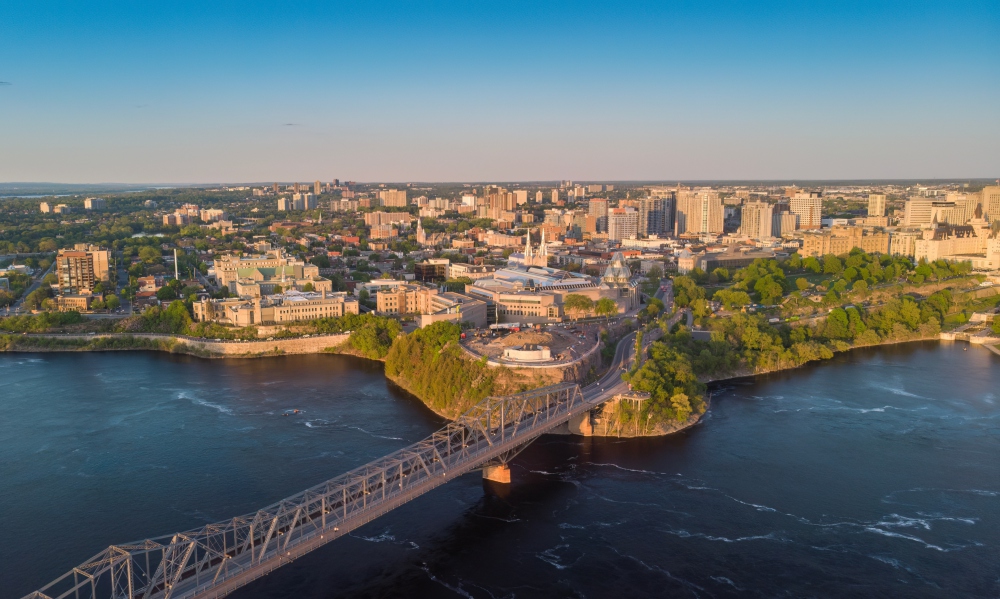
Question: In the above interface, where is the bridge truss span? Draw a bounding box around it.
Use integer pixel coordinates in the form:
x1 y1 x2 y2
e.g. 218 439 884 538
24 383 586 599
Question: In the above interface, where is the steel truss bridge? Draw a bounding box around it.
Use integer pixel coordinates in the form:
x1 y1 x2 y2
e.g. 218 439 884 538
24 330 642 599
20 308 700 599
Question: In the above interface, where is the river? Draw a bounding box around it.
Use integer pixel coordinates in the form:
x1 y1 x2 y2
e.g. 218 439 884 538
1 343 997 598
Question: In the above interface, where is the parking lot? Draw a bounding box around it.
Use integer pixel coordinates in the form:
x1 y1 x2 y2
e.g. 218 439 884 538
462 322 604 364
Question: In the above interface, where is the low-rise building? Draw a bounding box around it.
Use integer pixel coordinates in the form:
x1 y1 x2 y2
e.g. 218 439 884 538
448 263 497 281
800 226 891 257
55 294 100 312
915 215 1000 269
374 283 487 328
414 258 449 282
192 290 358 327
415 291 488 329
215 246 330 294
676 246 777 274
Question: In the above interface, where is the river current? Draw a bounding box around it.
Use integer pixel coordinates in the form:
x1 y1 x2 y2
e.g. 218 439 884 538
1 343 997 598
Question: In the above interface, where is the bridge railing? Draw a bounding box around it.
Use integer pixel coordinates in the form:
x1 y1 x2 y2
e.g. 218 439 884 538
24 383 584 599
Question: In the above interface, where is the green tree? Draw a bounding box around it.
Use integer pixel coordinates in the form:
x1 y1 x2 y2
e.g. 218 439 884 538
443 277 472 293
156 286 178 301
310 255 331 268
754 275 784 305
993 316 1000 336
595 297 618 320
672 276 705 308
643 297 665 320
822 254 843 275
824 308 850 340
302 282 315 292
670 393 693 422
139 246 162 264
105 294 121 310
802 256 822 273
713 289 752 309
563 294 594 320
795 277 810 291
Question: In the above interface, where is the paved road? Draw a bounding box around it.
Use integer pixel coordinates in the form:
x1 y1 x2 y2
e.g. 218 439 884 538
8 264 54 313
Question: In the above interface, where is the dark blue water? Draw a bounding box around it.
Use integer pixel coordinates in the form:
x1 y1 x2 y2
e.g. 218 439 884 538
1 343 997 598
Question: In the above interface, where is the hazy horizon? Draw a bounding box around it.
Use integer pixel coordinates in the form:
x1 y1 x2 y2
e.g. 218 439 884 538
1 1 997 183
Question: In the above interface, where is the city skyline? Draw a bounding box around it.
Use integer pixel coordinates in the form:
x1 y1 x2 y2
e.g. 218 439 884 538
1 1 998 184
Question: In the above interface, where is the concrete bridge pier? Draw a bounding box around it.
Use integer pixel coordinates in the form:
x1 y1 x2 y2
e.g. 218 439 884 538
482 463 511 484
568 410 594 436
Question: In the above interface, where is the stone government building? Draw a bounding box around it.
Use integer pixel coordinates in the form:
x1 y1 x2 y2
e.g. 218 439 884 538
193 243 351 327
193 290 358 327
214 244 331 296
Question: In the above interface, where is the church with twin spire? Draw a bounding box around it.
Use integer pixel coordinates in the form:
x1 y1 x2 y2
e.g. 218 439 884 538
508 228 549 268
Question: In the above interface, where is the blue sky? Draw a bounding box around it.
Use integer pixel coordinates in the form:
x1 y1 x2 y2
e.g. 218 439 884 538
0 1 997 183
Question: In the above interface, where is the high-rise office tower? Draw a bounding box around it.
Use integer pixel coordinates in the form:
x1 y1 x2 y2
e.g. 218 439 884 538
513 190 528 205
535 190 544 203
739 201 775 239
983 186 1000 222
867 194 887 217
637 195 675 236
789 192 822 230
314 181 322 195
551 189 559 204
588 198 609 233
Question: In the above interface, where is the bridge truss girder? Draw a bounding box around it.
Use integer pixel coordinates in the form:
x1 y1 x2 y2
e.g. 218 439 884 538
24 382 584 599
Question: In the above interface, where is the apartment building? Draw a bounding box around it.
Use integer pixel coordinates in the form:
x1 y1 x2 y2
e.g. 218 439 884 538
378 189 408 207
588 198 609 232
675 189 724 235
637 196 674 237
607 208 639 241
370 224 397 239
56 244 111 294
739 201 774 239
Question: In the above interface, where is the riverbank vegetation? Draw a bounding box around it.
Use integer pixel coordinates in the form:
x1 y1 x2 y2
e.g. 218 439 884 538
384 321 498 418
0 297 402 355
0 332 216 357
623 249 993 428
